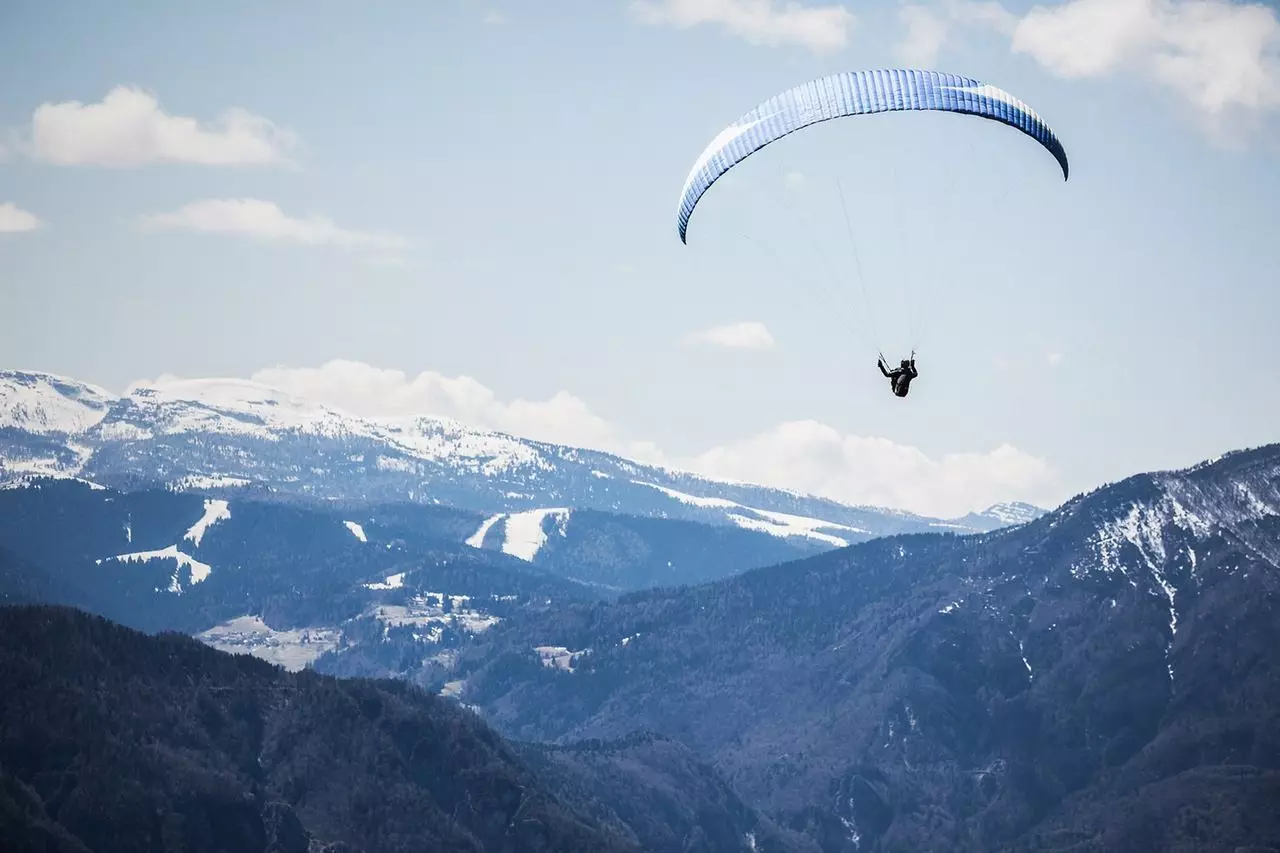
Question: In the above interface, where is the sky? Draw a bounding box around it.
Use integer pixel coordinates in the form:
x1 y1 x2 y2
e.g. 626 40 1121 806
2 0 1279 518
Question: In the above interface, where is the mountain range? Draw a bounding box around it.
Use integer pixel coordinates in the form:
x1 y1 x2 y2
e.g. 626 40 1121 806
0 603 822 853
0 369 1042 555
449 443 1280 851
0 478 825 684
3 365 1277 852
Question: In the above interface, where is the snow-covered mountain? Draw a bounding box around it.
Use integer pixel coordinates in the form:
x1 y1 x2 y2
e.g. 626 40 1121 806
453 442 1280 851
0 370 1045 550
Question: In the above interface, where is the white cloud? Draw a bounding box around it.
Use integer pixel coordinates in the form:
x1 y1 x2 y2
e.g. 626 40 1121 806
683 320 777 350
0 202 44 233
1047 351 1063 366
482 10 508 24
691 420 1061 517
249 360 666 465
19 85 296 167
136 198 409 257
898 0 1280 137
230 359 1061 517
904 0 1279 136
629 0 855 54
1012 0 1280 121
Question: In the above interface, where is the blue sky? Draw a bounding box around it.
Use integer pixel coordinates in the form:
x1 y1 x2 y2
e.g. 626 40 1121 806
2 0 1279 517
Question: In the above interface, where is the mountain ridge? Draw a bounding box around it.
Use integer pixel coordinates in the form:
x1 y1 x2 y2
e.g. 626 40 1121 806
448 441 1280 851
0 602 821 853
0 369 1045 548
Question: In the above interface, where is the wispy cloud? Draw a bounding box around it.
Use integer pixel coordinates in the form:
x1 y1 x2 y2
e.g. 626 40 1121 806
1011 0 1280 129
683 320 777 350
891 0 1017 67
629 0 855 54
692 420 1060 518
0 202 44 233
14 85 297 167
136 199 409 260
186 359 1062 517
896 4 950 66
482 10 508 25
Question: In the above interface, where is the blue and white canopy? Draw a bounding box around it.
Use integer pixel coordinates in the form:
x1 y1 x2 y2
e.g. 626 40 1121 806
677 69 1069 243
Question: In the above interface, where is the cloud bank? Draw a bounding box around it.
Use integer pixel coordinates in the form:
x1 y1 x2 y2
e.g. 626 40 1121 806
900 0 1280 138
1012 0 1280 123
249 360 666 466
178 359 1066 517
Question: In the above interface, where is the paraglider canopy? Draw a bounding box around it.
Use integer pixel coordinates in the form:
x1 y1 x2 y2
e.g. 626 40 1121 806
677 69 1069 244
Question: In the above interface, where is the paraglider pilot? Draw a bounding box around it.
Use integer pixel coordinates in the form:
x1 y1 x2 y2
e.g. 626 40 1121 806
878 354 918 398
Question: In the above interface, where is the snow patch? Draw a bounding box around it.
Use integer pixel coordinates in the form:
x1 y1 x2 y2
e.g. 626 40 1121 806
728 507 866 548
1016 634 1033 680
839 809 862 849
375 455 418 473
634 480 738 508
634 479 867 547
0 371 114 435
465 513 504 549
183 498 230 548
99 544 212 593
95 421 154 442
981 501 1044 525
343 520 368 543
501 508 570 561
364 572 404 590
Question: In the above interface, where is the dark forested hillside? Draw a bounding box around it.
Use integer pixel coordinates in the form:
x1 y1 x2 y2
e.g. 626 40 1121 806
0 481 607 684
0 479 818 628
0 479 835 692
0 604 643 853
452 445 1280 852
517 732 821 853
0 545 83 609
